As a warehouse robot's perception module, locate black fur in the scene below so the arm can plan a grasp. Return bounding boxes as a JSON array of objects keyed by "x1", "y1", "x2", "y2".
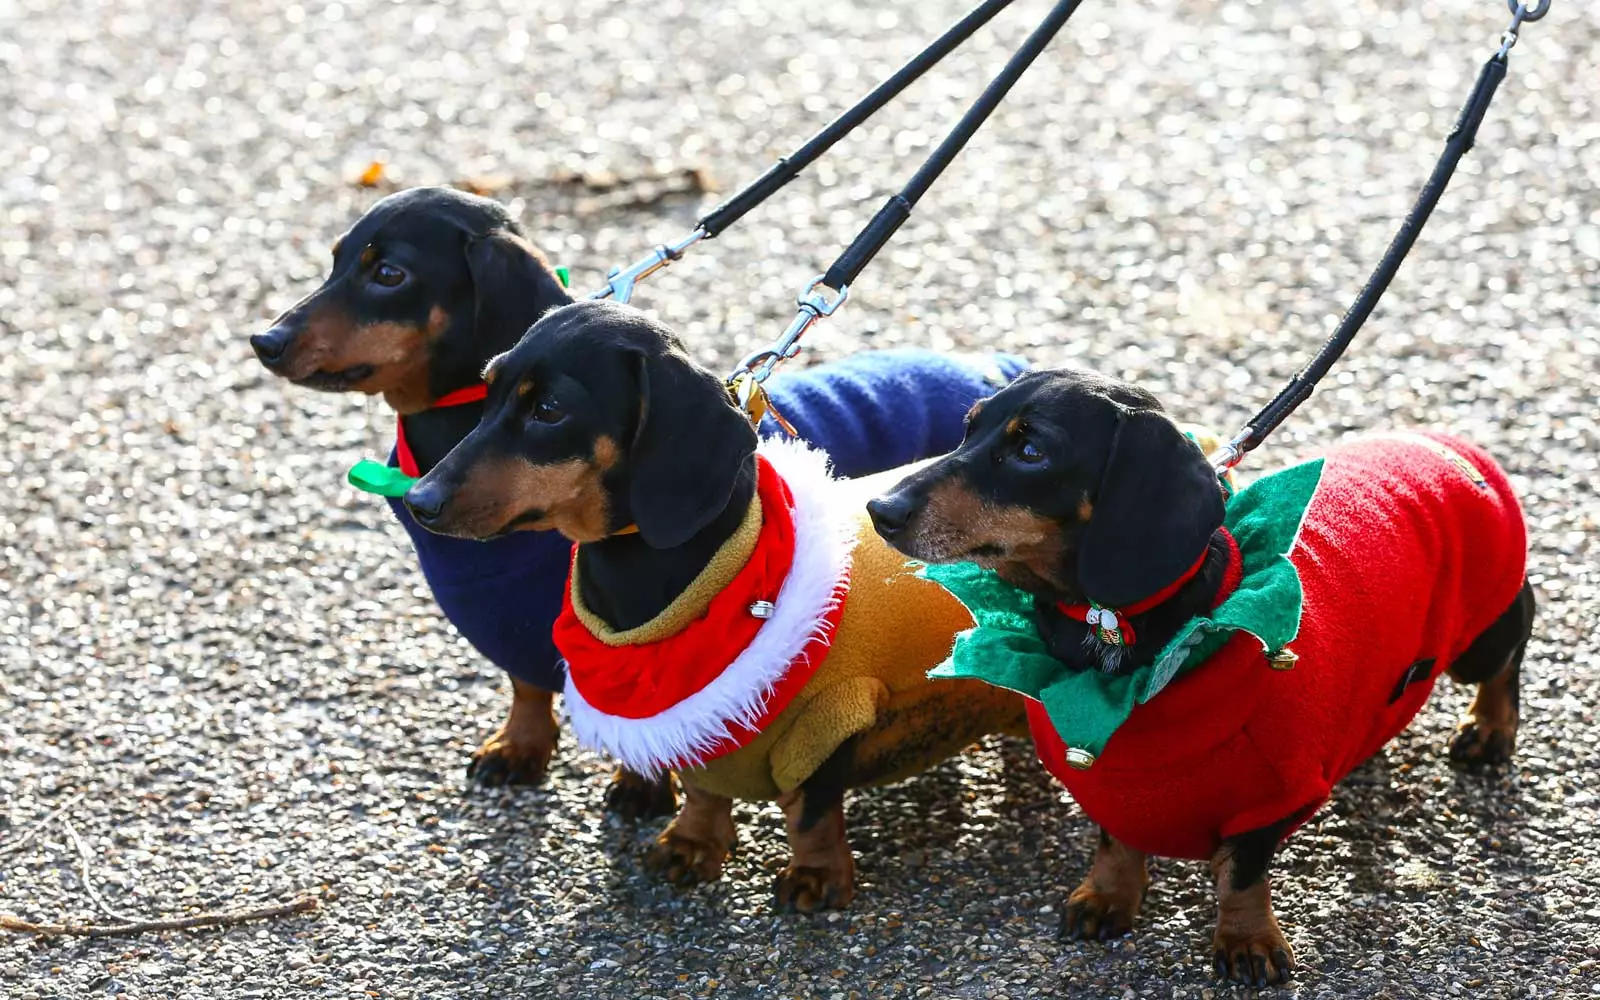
[
  {"x1": 873, "y1": 368, "x2": 1230, "y2": 677},
  {"x1": 251, "y1": 186, "x2": 573, "y2": 472},
  {"x1": 406, "y1": 300, "x2": 761, "y2": 632}
]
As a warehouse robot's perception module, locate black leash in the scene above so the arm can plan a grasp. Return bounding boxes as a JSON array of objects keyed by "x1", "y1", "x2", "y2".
[
  {"x1": 1209, "y1": 0, "x2": 1552, "y2": 473},
  {"x1": 592, "y1": 0, "x2": 1022, "y2": 303},
  {"x1": 729, "y1": 0, "x2": 1085, "y2": 406}
]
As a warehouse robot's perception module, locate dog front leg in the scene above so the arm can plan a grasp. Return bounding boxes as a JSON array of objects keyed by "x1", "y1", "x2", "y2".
[
  {"x1": 645, "y1": 782, "x2": 737, "y2": 885},
  {"x1": 774, "y1": 785, "x2": 855, "y2": 912},
  {"x1": 1209, "y1": 824, "x2": 1294, "y2": 987},
  {"x1": 1060, "y1": 827, "x2": 1148, "y2": 940},
  {"x1": 467, "y1": 678, "x2": 558, "y2": 786}
]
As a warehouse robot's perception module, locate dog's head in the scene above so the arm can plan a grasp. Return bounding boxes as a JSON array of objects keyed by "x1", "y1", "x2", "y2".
[
  {"x1": 868, "y1": 368, "x2": 1225, "y2": 606},
  {"x1": 402, "y1": 300, "x2": 758, "y2": 547},
  {"x1": 250, "y1": 186, "x2": 570, "y2": 413}
]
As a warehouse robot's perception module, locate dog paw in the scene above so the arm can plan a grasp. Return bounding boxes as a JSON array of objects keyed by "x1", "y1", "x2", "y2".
[
  {"x1": 1448, "y1": 718, "x2": 1517, "y2": 768},
  {"x1": 466, "y1": 729, "x2": 555, "y2": 787},
  {"x1": 645, "y1": 830, "x2": 731, "y2": 886},
  {"x1": 774, "y1": 862, "x2": 855, "y2": 913},
  {"x1": 603, "y1": 768, "x2": 678, "y2": 821},
  {"x1": 1212, "y1": 924, "x2": 1294, "y2": 988},
  {"x1": 1059, "y1": 882, "x2": 1141, "y2": 941}
]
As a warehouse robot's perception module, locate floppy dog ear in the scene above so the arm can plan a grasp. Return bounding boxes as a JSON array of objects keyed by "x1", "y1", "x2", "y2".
[
  {"x1": 626, "y1": 348, "x2": 758, "y2": 550},
  {"x1": 1077, "y1": 408, "x2": 1226, "y2": 608},
  {"x1": 463, "y1": 230, "x2": 572, "y2": 353}
]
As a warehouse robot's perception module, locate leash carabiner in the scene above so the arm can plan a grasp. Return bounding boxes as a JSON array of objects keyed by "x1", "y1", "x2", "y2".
[
  {"x1": 728, "y1": 276, "x2": 849, "y2": 422},
  {"x1": 588, "y1": 228, "x2": 707, "y2": 304},
  {"x1": 1497, "y1": 0, "x2": 1550, "y2": 59}
]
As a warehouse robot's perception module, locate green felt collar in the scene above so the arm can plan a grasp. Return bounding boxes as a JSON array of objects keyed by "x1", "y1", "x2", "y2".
[{"x1": 921, "y1": 457, "x2": 1324, "y2": 765}]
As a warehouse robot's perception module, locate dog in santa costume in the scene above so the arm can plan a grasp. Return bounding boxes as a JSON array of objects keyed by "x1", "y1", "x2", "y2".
[
  {"x1": 867, "y1": 367, "x2": 1533, "y2": 986},
  {"x1": 403, "y1": 300, "x2": 1033, "y2": 910}
]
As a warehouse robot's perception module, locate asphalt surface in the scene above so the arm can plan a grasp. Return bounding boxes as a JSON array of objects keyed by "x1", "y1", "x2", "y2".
[{"x1": 1, "y1": 0, "x2": 1597, "y2": 997}]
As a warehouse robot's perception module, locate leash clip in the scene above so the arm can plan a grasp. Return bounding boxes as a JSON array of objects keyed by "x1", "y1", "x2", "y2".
[
  {"x1": 1497, "y1": 0, "x2": 1550, "y2": 59},
  {"x1": 1208, "y1": 425, "x2": 1255, "y2": 477},
  {"x1": 589, "y1": 228, "x2": 707, "y2": 305},
  {"x1": 728, "y1": 275, "x2": 850, "y2": 418}
]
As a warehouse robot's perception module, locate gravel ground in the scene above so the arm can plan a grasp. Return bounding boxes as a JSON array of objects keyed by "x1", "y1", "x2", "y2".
[{"x1": 2, "y1": 0, "x2": 1597, "y2": 997}]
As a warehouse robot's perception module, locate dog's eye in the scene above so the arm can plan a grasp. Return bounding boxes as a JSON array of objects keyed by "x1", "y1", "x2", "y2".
[
  {"x1": 529, "y1": 399, "x2": 566, "y2": 425},
  {"x1": 371, "y1": 262, "x2": 407, "y2": 287},
  {"x1": 1015, "y1": 439, "x2": 1045, "y2": 464}
]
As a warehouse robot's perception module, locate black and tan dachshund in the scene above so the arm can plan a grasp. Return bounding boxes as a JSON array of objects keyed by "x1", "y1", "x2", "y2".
[
  {"x1": 403, "y1": 301, "x2": 1029, "y2": 911},
  {"x1": 868, "y1": 368, "x2": 1532, "y2": 984},
  {"x1": 251, "y1": 186, "x2": 675, "y2": 815}
]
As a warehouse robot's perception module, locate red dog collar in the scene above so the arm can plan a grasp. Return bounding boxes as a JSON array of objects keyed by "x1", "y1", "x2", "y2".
[
  {"x1": 1057, "y1": 530, "x2": 1242, "y2": 646},
  {"x1": 394, "y1": 384, "x2": 489, "y2": 477}
]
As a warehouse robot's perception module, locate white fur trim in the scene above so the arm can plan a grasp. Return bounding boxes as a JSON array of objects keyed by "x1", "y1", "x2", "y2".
[{"x1": 563, "y1": 437, "x2": 858, "y2": 778}]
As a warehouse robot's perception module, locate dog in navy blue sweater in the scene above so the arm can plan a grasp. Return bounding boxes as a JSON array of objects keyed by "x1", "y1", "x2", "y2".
[{"x1": 253, "y1": 186, "x2": 1025, "y2": 814}]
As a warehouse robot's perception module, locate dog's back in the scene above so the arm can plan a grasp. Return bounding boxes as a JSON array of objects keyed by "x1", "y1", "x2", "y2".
[{"x1": 1042, "y1": 432, "x2": 1528, "y2": 859}]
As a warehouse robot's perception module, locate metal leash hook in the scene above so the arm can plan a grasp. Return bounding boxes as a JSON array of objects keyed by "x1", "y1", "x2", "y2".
[
  {"x1": 588, "y1": 228, "x2": 707, "y2": 304},
  {"x1": 728, "y1": 275, "x2": 850, "y2": 421},
  {"x1": 1498, "y1": 0, "x2": 1550, "y2": 58}
]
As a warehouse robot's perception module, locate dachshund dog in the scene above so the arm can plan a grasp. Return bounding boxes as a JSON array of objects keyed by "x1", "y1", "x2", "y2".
[
  {"x1": 404, "y1": 300, "x2": 1030, "y2": 911},
  {"x1": 868, "y1": 368, "x2": 1532, "y2": 985},
  {"x1": 251, "y1": 187, "x2": 1026, "y2": 814}
]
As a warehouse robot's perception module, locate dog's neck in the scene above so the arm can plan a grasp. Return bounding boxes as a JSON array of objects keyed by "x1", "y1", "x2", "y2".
[
  {"x1": 1035, "y1": 528, "x2": 1234, "y2": 677},
  {"x1": 574, "y1": 457, "x2": 760, "y2": 632},
  {"x1": 398, "y1": 275, "x2": 573, "y2": 474}
]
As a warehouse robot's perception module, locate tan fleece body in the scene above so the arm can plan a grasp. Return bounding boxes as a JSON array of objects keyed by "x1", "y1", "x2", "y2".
[{"x1": 678, "y1": 469, "x2": 1030, "y2": 802}]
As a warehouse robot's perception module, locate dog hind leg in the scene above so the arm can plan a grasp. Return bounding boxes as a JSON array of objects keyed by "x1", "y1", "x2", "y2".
[
  {"x1": 1210, "y1": 820, "x2": 1295, "y2": 987},
  {"x1": 604, "y1": 767, "x2": 679, "y2": 821},
  {"x1": 1447, "y1": 579, "x2": 1535, "y2": 767}
]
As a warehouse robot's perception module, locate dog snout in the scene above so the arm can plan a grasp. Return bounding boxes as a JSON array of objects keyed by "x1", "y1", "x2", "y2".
[
  {"x1": 403, "y1": 481, "x2": 449, "y2": 526},
  {"x1": 251, "y1": 324, "x2": 298, "y2": 369},
  {"x1": 867, "y1": 493, "x2": 915, "y2": 542}
]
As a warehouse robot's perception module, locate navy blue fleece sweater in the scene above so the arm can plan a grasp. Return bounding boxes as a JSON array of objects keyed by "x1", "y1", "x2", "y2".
[{"x1": 384, "y1": 349, "x2": 1028, "y2": 689}]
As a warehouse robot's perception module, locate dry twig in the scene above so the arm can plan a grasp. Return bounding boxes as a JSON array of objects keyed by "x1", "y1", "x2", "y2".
[{"x1": 0, "y1": 897, "x2": 320, "y2": 938}]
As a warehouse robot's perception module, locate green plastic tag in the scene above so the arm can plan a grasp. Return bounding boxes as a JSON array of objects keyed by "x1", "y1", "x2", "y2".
[
  {"x1": 347, "y1": 459, "x2": 417, "y2": 498},
  {"x1": 555, "y1": 266, "x2": 570, "y2": 288}
]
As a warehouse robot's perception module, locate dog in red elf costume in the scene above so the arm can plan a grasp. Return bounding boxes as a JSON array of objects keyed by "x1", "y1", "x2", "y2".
[{"x1": 868, "y1": 368, "x2": 1533, "y2": 986}]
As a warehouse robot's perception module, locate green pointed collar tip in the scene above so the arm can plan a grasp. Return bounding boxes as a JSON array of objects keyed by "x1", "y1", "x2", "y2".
[
  {"x1": 554, "y1": 266, "x2": 570, "y2": 288},
  {"x1": 918, "y1": 457, "x2": 1325, "y2": 758},
  {"x1": 348, "y1": 459, "x2": 417, "y2": 498}
]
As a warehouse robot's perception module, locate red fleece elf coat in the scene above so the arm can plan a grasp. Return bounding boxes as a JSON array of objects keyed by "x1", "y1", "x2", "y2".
[{"x1": 1031, "y1": 433, "x2": 1528, "y2": 860}]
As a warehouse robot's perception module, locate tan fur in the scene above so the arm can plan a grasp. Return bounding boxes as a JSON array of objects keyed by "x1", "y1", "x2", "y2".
[
  {"x1": 646, "y1": 784, "x2": 736, "y2": 884},
  {"x1": 285, "y1": 302, "x2": 450, "y2": 414},
  {"x1": 470, "y1": 678, "x2": 558, "y2": 781},
  {"x1": 1063, "y1": 833, "x2": 1149, "y2": 938},
  {"x1": 452, "y1": 436, "x2": 619, "y2": 542},
  {"x1": 775, "y1": 789, "x2": 855, "y2": 911},
  {"x1": 1210, "y1": 843, "x2": 1294, "y2": 983}
]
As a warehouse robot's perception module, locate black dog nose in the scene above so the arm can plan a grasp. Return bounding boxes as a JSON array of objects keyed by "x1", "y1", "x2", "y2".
[
  {"x1": 867, "y1": 494, "x2": 912, "y2": 539},
  {"x1": 403, "y1": 482, "x2": 447, "y2": 525},
  {"x1": 250, "y1": 326, "x2": 295, "y2": 367}
]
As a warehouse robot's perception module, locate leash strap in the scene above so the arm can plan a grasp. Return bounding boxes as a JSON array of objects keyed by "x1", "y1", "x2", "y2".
[
  {"x1": 1210, "y1": 1, "x2": 1550, "y2": 474},
  {"x1": 591, "y1": 0, "x2": 1022, "y2": 304},
  {"x1": 820, "y1": 0, "x2": 1085, "y2": 294},
  {"x1": 727, "y1": 0, "x2": 1085, "y2": 415}
]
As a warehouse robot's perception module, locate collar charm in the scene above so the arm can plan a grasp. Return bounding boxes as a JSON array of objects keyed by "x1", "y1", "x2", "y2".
[{"x1": 1086, "y1": 603, "x2": 1134, "y2": 646}]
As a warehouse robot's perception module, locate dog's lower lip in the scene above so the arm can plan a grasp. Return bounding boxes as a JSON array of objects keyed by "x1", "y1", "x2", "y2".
[
  {"x1": 294, "y1": 364, "x2": 375, "y2": 389},
  {"x1": 967, "y1": 543, "x2": 1005, "y2": 558}
]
